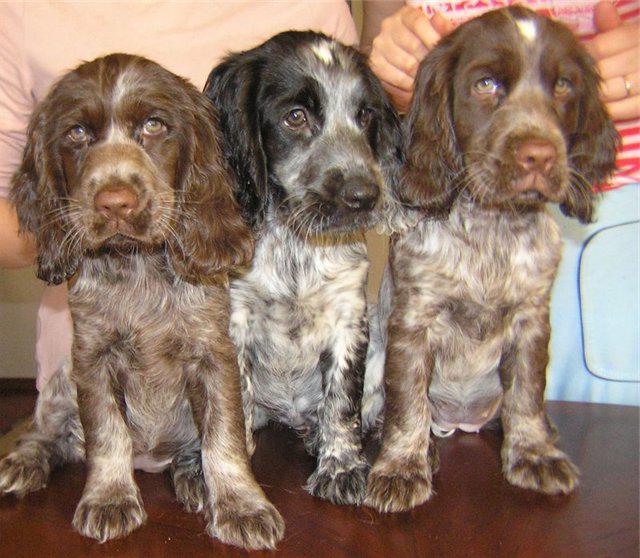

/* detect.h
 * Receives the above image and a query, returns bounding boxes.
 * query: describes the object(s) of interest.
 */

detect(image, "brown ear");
[399,38,464,217]
[561,50,620,223]
[167,91,253,284]
[10,102,80,284]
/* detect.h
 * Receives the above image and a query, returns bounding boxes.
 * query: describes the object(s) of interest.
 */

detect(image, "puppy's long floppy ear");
[361,59,411,233]
[10,102,81,285]
[562,50,620,223]
[400,38,464,217]
[168,88,253,284]
[204,53,267,229]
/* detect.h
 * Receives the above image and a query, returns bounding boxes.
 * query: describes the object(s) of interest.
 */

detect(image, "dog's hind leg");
[0,360,84,497]
[171,443,207,513]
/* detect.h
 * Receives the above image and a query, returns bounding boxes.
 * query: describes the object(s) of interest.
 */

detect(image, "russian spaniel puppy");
[365,7,619,512]
[0,54,284,549]
[204,31,403,505]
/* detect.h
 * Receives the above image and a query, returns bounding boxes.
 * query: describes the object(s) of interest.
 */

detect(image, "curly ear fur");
[167,89,254,284]
[10,102,80,285]
[400,38,463,217]
[353,55,408,233]
[203,55,267,230]
[561,50,620,223]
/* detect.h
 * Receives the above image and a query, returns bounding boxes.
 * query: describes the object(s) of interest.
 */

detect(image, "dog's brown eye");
[67,125,88,143]
[474,77,501,95]
[284,109,307,129]
[554,77,573,100]
[143,118,166,136]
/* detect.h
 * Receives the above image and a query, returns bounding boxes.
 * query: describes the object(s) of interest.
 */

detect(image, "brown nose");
[515,140,557,174]
[94,187,139,219]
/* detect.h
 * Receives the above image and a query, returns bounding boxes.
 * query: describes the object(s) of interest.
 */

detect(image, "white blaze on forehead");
[311,41,334,65]
[516,18,537,42]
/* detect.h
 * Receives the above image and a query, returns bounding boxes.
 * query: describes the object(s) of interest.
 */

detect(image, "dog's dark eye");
[357,107,374,128]
[67,125,89,143]
[284,109,308,129]
[554,77,573,100]
[143,118,167,136]
[473,77,502,95]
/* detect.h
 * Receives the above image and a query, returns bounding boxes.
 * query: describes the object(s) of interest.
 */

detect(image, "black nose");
[94,186,140,219]
[338,180,380,211]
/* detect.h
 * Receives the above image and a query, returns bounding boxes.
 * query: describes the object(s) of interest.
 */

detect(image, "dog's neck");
[449,192,547,237]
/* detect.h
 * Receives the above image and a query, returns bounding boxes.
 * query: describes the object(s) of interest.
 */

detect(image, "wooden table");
[0,402,638,557]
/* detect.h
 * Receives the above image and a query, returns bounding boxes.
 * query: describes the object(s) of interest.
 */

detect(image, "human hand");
[368,6,452,112]
[585,1,639,120]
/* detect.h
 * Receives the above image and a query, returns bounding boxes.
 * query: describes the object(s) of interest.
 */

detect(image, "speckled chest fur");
[386,198,562,432]
[230,221,369,437]
[69,252,227,463]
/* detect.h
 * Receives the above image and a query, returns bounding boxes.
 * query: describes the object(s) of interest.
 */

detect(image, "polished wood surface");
[0,399,638,557]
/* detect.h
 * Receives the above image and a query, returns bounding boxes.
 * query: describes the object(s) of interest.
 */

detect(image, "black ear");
[359,57,409,232]
[204,53,267,229]
[10,102,80,284]
[561,50,620,223]
[400,38,463,217]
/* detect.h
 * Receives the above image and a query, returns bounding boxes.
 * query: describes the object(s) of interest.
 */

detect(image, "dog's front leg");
[500,305,579,495]
[187,337,284,550]
[365,311,436,513]
[306,321,369,505]
[72,367,145,542]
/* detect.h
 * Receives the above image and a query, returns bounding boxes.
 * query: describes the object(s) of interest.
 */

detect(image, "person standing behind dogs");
[0,1,357,391]
[362,0,640,404]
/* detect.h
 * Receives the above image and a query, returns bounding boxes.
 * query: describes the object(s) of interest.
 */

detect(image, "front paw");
[365,459,433,513]
[0,452,50,497]
[73,489,147,542]
[503,444,579,495]
[208,499,284,550]
[306,460,369,505]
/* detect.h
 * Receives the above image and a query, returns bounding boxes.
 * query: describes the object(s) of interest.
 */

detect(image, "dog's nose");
[338,180,380,211]
[515,140,557,174]
[94,187,139,219]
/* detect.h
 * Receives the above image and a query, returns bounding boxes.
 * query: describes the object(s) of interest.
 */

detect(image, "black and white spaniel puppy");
[364,7,619,512]
[0,54,284,549]
[204,31,403,505]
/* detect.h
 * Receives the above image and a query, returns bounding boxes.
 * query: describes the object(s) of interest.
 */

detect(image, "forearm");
[0,197,36,268]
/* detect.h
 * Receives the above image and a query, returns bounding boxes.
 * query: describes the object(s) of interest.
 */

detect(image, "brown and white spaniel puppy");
[0,54,284,549]
[364,7,619,512]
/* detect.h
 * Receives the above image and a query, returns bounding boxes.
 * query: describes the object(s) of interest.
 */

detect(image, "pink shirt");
[0,1,357,390]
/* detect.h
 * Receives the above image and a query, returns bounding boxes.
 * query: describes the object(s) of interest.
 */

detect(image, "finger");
[381,81,413,113]
[381,38,423,78]
[597,47,639,81]
[389,27,429,62]
[431,12,454,37]
[601,71,639,102]
[370,54,415,92]
[594,1,622,33]
[606,94,640,121]
[585,24,639,60]
[402,8,443,50]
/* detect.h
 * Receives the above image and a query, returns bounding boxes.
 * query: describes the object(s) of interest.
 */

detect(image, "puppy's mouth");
[510,171,564,203]
[283,192,378,238]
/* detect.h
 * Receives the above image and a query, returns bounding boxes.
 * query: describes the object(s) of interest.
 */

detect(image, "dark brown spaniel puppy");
[365,7,619,512]
[0,54,284,549]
